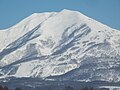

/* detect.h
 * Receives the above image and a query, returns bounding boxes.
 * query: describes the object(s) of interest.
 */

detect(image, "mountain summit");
[0,9,120,82]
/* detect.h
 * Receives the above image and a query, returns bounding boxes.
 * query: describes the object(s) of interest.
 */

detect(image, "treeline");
[0,85,109,90]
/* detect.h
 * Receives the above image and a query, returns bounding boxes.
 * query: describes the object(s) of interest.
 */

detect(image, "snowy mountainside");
[0,9,120,82]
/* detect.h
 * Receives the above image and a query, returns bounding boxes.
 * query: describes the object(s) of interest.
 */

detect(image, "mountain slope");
[0,9,120,82]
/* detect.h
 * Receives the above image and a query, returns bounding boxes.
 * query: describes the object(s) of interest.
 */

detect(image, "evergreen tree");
[15,87,21,90]
[3,86,8,90]
[64,86,74,90]
[0,85,3,90]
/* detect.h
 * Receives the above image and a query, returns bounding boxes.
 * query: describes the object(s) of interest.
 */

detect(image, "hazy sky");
[0,0,120,30]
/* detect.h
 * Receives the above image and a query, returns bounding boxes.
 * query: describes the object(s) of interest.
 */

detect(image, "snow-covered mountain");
[0,9,120,82]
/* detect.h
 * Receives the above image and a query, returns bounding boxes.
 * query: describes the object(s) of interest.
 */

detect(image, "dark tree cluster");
[0,85,8,90]
[64,86,74,90]
[64,86,94,90]
[0,85,21,90]
[81,87,94,90]
[63,86,110,90]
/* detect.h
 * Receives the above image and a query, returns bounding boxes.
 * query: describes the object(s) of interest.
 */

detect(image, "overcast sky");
[0,0,120,30]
